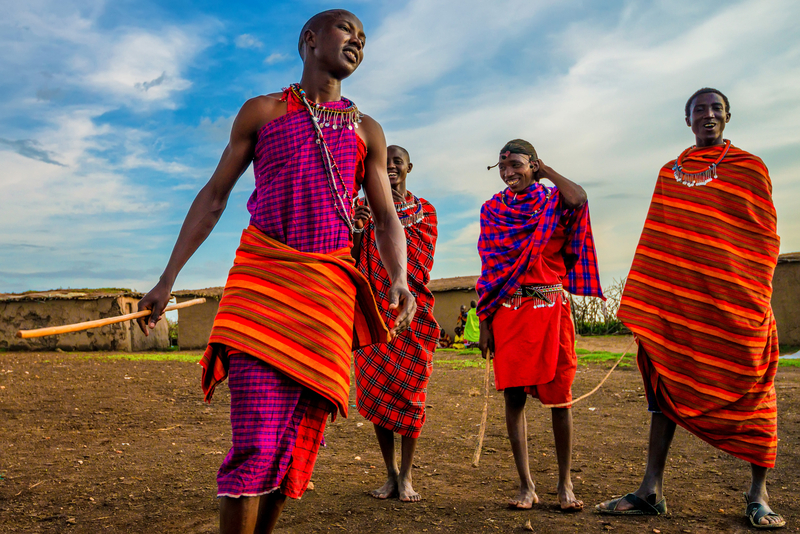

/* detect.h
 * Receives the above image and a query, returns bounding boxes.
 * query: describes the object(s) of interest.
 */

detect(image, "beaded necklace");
[672,139,731,187]
[290,84,362,130]
[502,187,551,216]
[396,193,424,228]
[291,84,358,232]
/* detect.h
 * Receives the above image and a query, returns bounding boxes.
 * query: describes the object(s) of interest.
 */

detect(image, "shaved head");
[388,145,410,162]
[297,9,360,60]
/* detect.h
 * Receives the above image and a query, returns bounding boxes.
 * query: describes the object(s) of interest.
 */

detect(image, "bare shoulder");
[236,93,288,133]
[355,113,385,148]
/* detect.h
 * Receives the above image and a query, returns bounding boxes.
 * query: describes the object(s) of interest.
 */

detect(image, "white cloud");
[85,29,203,106]
[264,52,290,65]
[353,0,800,282]
[349,0,556,113]
[235,33,263,49]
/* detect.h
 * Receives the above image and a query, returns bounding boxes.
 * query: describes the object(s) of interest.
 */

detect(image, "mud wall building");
[0,289,169,351]
[429,276,479,339]
[174,288,222,350]
[773,252,800,346]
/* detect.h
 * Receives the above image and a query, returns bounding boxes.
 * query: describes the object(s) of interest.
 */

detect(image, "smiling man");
[596,88,785,529]
[477,139,603,511]
[352,145,438,503]
[136,9,416,534]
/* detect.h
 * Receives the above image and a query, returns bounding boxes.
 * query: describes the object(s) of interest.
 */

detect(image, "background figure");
[597,88,784,529]
[463,300,480,347]
[352,145,438,503]
[478,139,603,511]
[457,304,468,329]
[452,326,466,349]
[438,328,452,348]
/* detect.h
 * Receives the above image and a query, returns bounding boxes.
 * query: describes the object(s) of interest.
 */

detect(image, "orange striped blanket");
[618,143,780,468]
[200,225,389,418]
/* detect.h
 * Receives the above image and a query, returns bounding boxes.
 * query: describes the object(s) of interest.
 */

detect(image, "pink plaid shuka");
[247,87,366,254]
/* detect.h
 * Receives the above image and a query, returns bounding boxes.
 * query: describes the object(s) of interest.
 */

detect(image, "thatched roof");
[428,275,479,292]
[0,288,142,302]
[173,287,224,299]
[778,252,800,264]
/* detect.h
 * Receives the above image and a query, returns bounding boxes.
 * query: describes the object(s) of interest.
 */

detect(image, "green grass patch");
[434,358,485,370]
[79,353,200,363]
[437,347,481,355]
[577,350,632,367]
[778,358,800,368]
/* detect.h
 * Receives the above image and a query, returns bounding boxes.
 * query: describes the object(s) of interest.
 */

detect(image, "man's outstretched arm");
[137,96,281,334]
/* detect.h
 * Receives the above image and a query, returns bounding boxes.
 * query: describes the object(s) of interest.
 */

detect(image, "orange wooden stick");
[15,298,206,339]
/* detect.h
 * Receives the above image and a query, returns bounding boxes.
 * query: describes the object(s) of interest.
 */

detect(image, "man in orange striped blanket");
[597,88,785,529]
[136,10,416,534]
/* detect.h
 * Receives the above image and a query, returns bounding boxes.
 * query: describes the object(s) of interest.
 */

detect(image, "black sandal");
[595,493,667,516]
[744,493,785,530]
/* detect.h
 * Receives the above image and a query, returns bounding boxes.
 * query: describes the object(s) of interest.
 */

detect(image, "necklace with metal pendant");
[672,139,731,187]
[290,84,362,131]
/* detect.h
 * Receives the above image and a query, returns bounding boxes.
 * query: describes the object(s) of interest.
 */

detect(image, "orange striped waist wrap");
[200,225,390,419]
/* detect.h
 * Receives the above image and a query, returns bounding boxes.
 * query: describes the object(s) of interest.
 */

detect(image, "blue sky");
[1,0,799,295]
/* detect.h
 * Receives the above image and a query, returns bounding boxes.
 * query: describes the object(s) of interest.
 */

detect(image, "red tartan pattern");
[247,87,366,254]
[354,196,438,438]
[281,394,330,499]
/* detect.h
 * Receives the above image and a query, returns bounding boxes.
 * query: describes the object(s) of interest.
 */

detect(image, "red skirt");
[492,295,577,406]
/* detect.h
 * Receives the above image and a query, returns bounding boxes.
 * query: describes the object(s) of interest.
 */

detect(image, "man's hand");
[534,158,587,208]
[391,188,406,203]
[479,321,494,359]
[353,204,371,229]
[387,282,417,337]
[136,279,172,336]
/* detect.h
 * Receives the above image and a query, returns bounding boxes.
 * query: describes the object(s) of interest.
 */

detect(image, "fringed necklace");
[290,84,362,131]
[672,139,731,187]
[396,193,424,228]
[291,84,358,232]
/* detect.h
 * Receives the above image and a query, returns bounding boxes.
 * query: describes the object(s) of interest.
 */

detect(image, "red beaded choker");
[672,139,731,187]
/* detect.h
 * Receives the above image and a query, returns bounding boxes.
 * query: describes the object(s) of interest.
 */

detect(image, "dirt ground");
[1,335,798,534]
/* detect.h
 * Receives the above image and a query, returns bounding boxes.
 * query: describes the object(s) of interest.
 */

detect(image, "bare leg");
[505,387,538,509]
[371,424,399,499]
[597,412,676,511]
[398,435,421,502]
[254,492,287,534]
[746,464,784,527]
[551,407,583,510]
[220,496,260,534]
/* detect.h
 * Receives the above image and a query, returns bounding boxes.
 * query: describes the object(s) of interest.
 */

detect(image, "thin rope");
[541,339,636,409]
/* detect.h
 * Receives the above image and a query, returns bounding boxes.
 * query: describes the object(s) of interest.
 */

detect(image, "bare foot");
[558,485,584,511]
[509,485,539,509]
[398,474,421,503]
[596,494,636,512]
[370,477,398,499]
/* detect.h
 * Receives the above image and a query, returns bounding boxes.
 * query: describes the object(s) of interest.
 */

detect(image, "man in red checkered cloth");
[352,145,438,502]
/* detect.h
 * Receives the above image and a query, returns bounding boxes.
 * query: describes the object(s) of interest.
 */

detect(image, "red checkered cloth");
[247,86,366,254]
[476,183,603,321]
[354,195,439,438]
[281,393,329,498]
